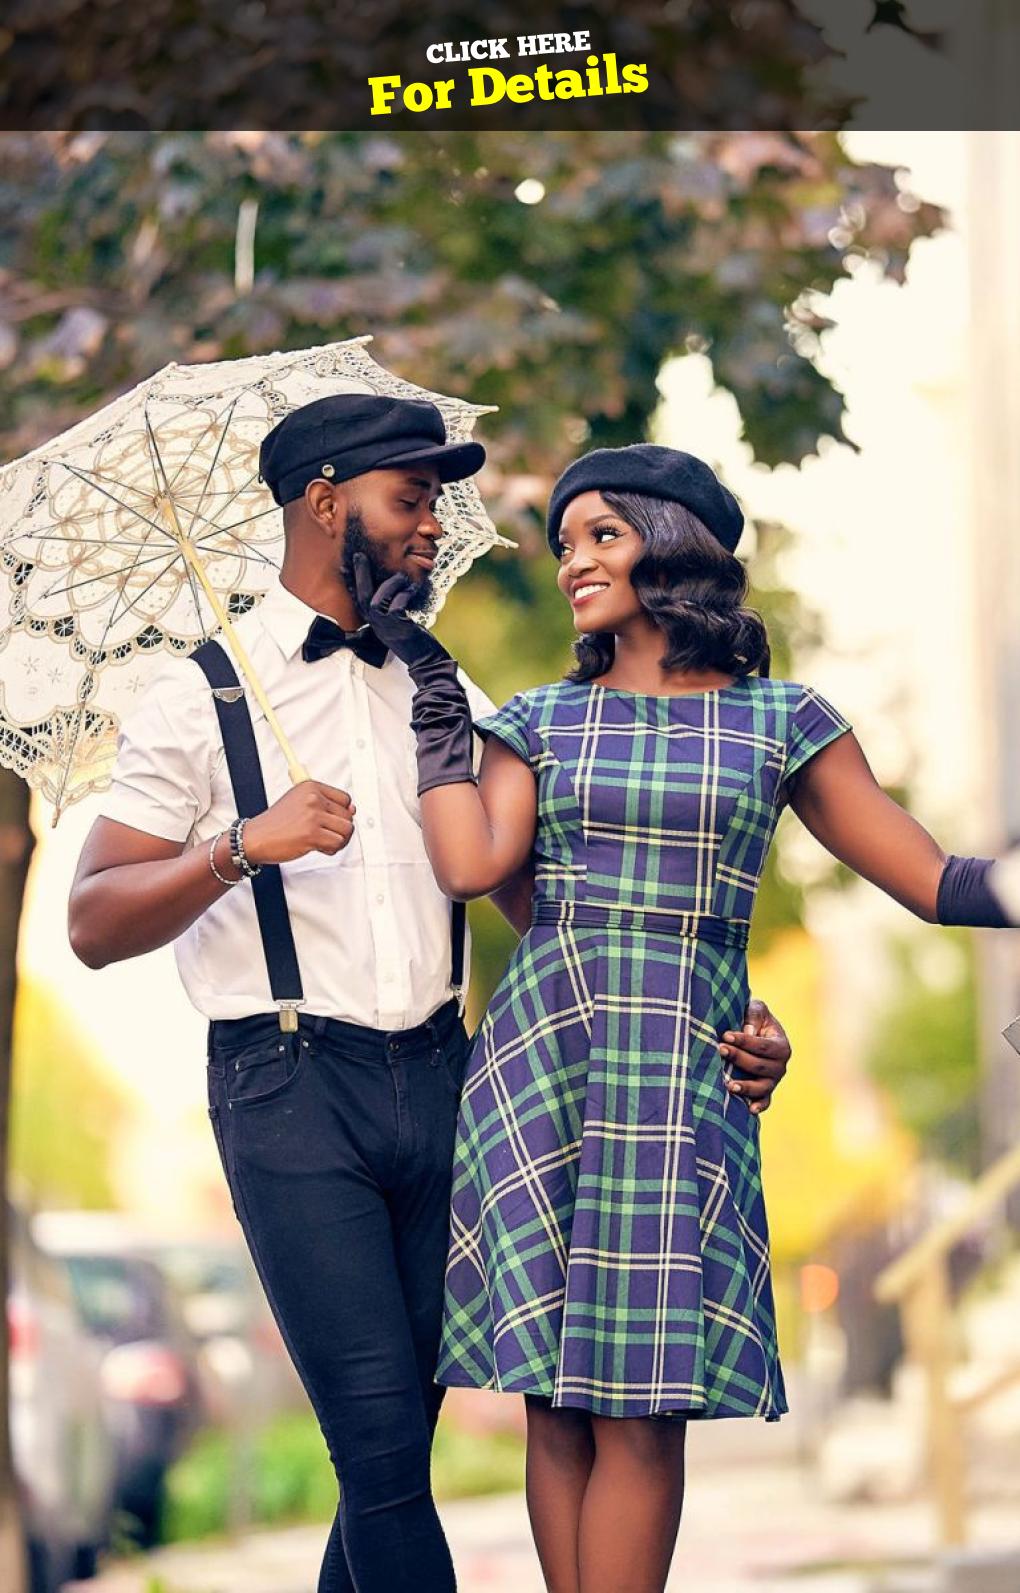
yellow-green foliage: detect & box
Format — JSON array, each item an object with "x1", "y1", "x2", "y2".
[
  {"x1": 865, "y1": 927, "x2": 979, "y2": 1172},
  {"x1": 750, "y1": 928, "x2": 916, "y2": 1263},
  {"x1": 10, "y1": 978, "x2": 127, "y2": 1209}
]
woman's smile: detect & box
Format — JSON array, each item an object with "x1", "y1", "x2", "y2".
[{"x1": 570, "y1": 580, "x2": 610, "y2": 609}]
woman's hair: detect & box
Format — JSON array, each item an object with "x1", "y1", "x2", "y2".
[{"x1": 565, "y1": 490, "x2": 771, "y2": 684}]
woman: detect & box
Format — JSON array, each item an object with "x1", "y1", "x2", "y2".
[{"x1": 355, "y1": 444, "x2": 1014, "y2": 1593}]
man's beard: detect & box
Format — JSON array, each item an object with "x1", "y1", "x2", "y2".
[{"x1": 340, "y1": 504, "x2": 435, "y2": 621}]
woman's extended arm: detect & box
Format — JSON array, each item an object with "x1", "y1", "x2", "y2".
[
  {"x1": 353, "y1": 555, "x2": 539, "y2": 900},
  {"x1": 788, "y1": 732, "x2": 953, "y2": 921},
  {"x1": 421, "y1": 736, "x2": 538, "y2": 900}
]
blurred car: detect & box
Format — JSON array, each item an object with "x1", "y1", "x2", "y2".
[
  {"x1": 32, "y1": 1218, "x2": 209, "y2": 1548},
  {"x1": 30, "y1": 1215, "x2": 301, "y2": 1481},
  {"x1": 8, "y1": 1205, "x2": 117, "y2": 1592},
  {"x1": 140, "y1": 1237, "x2": 302, "y2": 1419}
]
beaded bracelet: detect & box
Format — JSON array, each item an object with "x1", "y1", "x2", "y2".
[
  {"x1": 229, "y1": 815, "x2": 263, "y2": 879},
  {"x1": 208, "y1": 831, "x2": 239, "y2": 888}
]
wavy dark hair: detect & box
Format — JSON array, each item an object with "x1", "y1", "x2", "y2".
[{"x1": 565, "y1": 490, "x2": 771, "y2": 684}]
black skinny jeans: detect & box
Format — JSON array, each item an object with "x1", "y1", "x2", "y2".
[{"x1": 206, "y1": 998, "x2": 469, "y2": 1593}]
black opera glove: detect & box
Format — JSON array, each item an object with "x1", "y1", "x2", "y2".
[
  {"x1": 936, "y1": 855, "x2": 1014, "y2": 928},
  {"x1": 354, "y1": 553, "x2": 476, "y2": 795}
]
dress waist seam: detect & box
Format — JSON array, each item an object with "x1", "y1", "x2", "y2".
[{"x1": 530, "y1": 899, "x2": 749, "y2": 949}]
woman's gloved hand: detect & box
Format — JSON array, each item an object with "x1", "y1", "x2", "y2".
[
  {"x1": 354, "y1": 553, "x2": 477, "y2": 794},
  {"x1": 353, "y1": 554, "x2": 451, "y2": 673}
]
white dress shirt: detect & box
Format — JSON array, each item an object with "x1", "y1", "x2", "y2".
[{"x1": 98, "y1": 580, "x2": 496, "y2": 1029}]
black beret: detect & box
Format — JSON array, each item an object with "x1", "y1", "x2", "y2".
[
  {"x1": 547, "y1": 444, "x2": 744, "y2": 555},
  {"x1": 259, "y1": 394, "x2": 485, "y2": 506}
]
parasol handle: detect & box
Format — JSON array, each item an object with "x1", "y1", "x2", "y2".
[{"x1": 157, "y1": 498, "x2": 309, "y2": 785}]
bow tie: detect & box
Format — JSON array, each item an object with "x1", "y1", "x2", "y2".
[{"x1": 301, "y1": 615, "x2": 388, "y2": 669}]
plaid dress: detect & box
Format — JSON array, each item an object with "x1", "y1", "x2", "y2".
[{"x1": 437, "y1": 676, "x2": 850, "y2": 1419}]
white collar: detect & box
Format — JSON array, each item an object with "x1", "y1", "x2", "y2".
[{"x1": 255, "y1": 579, "x2": 348, "y2": 663}]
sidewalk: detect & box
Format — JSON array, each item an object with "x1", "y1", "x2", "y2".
[{"x1": 72, "y1": 1439, "x2": 1020, "y2": 1593}]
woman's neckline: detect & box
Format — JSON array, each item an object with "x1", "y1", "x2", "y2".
[{"x1": 585, "y1": 676, "x2": 749, "y2": 701}]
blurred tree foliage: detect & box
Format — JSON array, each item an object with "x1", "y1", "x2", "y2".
[
  {"x1": 0, "y1": 131, "x2": 940, "y2": 1002},
  {"x1": 865, "y1": 928, "x2": 980, "y2": 1173},
  {"x1": 10, "y1": 980, "x2": 127, "y2": 1207},
  {"x1": 0, "y1": 132, "x2": 940, "y2": 474},
  {"x1": 0, "y1": 1, "x2": 929, "y2": 133}
]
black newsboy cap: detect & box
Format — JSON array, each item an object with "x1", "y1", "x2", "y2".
[
  {"x1": 259, "y1": 394, "x2": 485, "y2": 506},
  {"x1": 547, "y1": 444, "x2": 744, "y2": 555}
]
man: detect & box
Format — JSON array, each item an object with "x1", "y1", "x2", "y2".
[{"x1": 68, "y1": 394, "x2": 792, "y2": 1593}]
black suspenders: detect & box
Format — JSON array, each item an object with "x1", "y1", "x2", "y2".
[
  {"x1": 191, "y1": 640, "x2": 304, "y2": 1030},
  {"x1": 450, "y1": 898, "x2": 466, "y2": 992},
  {"x1": 191, "y1": 639, "x2": 466, "y2": 1028}
]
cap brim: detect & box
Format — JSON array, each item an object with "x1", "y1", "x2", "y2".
[{"x1": 375, "y1": 439, "x2": 486, "y2": 484}]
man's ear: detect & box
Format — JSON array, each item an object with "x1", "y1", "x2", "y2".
[{"x1": 304, "y1": 479, "x2": 346, "y2": 537}]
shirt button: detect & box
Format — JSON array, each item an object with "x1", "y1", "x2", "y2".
[
  {"x1": 366, "y1": 816, "x2": 375, "y2": 828},
  {"x1": 356, "y1": 738, "x2": 366, "y2": 749},
  {"x1": 376, "y1": 892, "x2": 385, "y2": 904}
]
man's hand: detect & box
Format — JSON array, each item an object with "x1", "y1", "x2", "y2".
[
  {"x1": 719, "y1": 997, "x2": 791, "y2": 1117},
  {"x1": 244, "y1": 781, "x2": 356, "y2": 865}
]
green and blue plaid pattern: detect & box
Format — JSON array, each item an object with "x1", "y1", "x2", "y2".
[{"x1": 437, "y1": 677, "x2": 850, "y2": 1419}]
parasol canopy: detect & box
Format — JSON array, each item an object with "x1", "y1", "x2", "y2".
[{"x1": 0, "y1": 337, "x2": 506, "y2": 819}]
